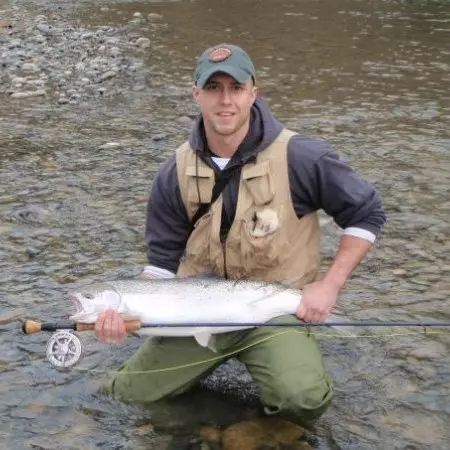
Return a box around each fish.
[68,277,303,348]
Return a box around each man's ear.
[192,85,200,103]
[252,85,259,102]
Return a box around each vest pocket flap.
[242,161,274,205]
[186,165,214,178]
[242,160,270,180]
[187,169,214,206]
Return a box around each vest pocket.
[184,212,212,265]
[242,160,275,205]
[186,165,214,207]
[240,206,289,270]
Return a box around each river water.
[1,0,449,449]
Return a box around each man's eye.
[83,293,94,299]
[205,84,219,91]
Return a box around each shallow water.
[1,0,450,449]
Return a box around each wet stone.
[98,70,117,82]
[21,62,37,72]
[392,269,407,277]
[135,37,150,48]
[218,418,309,450]
[152,133,168,141]
[10,89,46,98]
[408,341,447,361]
[0,11,150,104]
[36,23,56,36]
[0,308,26,325]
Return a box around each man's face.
[192,73,258,137]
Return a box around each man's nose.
[220,87,232,104]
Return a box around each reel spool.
[46,330,83,368]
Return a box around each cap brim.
[197,64,252,88]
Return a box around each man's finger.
[312,312,322,323]
[110,311,126,343]
[109,311,118,340]
[118,317,127,341]
[303,309,312,323]
[94,311,107,338]
[296,304,305,320]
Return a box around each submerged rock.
[200,418,311,450]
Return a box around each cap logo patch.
[209,47,232,63]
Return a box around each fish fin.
[206,335,218,353]
[194,329,213,348]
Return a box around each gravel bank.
[1,5,154,105]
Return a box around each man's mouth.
[68,293,83,313]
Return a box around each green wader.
[102,315,333,425]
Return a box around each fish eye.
[83,293,94,299]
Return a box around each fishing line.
[70,328,450,376]
[22,317,450,370]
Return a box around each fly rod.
[22,319,450,369]
[22,319,450,335]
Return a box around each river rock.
[0,308,26,325]
[148,13,163,20]
[135,37,150,48]
[217,418,309,450]
[0,9,151,104]
[10,89,46,98]
[98,70,117,82]
[36,23,56,36]
[152,133,168,141]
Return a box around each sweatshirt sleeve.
[144,155,191,273]
[287,135,387,237]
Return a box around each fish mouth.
[68,292,83,314]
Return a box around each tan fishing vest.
[175,128,321,289]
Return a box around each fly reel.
[46,330,83,368]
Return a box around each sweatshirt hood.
[188,97,284,165]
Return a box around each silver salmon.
[68,277,302,348]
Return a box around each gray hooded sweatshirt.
[145,97,386,274]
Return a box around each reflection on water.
[1,0,449,449]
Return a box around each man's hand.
[296,280,340,322]
[296,235,373,322]
[94,309,128,344]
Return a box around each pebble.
[152,133,168,141]
[1,9,152,105]
[147,13,163,20]
[178,115,194,126]
[392,269,407,277]
[22,62,37,72]
[12,76,27,84]
[99,142,121,149]
[10,90,46,98]
[135,37,150,48]
[36,23,56,36]
[0,308,26,325]
[98,70,117,82]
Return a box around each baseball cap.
[194,44,256,88]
